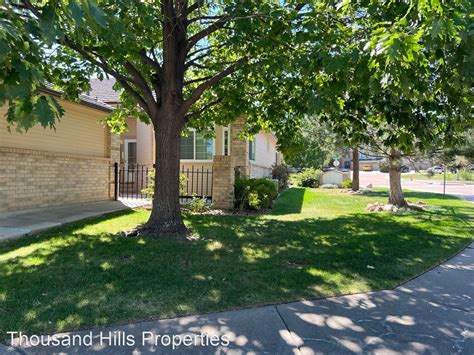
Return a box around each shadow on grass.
[0,201,471,338]
[361,189,463,201]
[272,187,306,215]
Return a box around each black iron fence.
[114,163,213,201]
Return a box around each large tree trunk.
[142,113,188,238]
[352,147,359,191]
[388,148,408,207]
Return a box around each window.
[180,130,214,160]
[124,139,137,165]
[222,127,230,156]
[195,133,213,160]
[249,139,256,161]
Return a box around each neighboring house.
[88,79,283,207]
[0,88,119,213]
[341,149,383,171]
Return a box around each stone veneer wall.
[212,155,235,209]
[108,133,121,198]
[0,147,114,213]
[230,117,250,178]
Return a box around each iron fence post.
[114,162,119,201]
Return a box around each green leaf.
[69,0,84,26]
[85,0,107,28]
[32,96,56,129]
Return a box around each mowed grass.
[0,188,472,337]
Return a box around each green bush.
[460,169,473,181]
[379,159,389,173]
[342,180,353,189]
[291,168,322,188]
[234,177,278,210]
[271,164,290,190]
[184,195,209,213]
[426,170,434,178]
[141,169,187,197]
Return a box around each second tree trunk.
[352,147,359,191]
[388,148,408,207]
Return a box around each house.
[88,79,283,208]
[0,87,120,213]
[341,149,383,171]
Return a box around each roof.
[42,83,114,112]
[88,78,121,103]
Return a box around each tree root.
[120,225,197,241]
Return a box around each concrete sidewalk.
[5,242,473,354]
[0,199,150,242]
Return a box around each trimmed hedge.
[291,168,323,188]
[234,177,278,210]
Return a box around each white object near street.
[322,170,350,187]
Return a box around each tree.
[283,116,342,169]
[1,0,317,237]
[302,0,473,206]
[352,147,359,191]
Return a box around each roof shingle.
[88,78,121,103]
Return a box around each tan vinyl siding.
[0,99,108,157]
[121,117,137,141]
[137,119,154,165]
[250,132,278,178]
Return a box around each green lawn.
[1,188,472,337]
[403,172,474,182]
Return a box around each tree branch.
[185,98,223,122]
[61,37,150,115]
[123,61,158,116]
[186,15,232,53]
[183,75,214,86]
[181,57,246,115]
[186,1,204,15]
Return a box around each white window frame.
[249,138,256,161]
[222,126,230,156]
[180,129,215,162]
[124,139,137,165]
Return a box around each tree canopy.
[1,0,472,232]
[0,0,314,135]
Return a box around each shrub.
[426,170,434,178]
[247,191,263,210]
[142,169,187,197]
[342,180,353,189]
[234,177,278,210]
[271,164,290,190]
[184,195,209,213]
[460,169,473,181]
[291,168,322,188]
[379,159,389,173]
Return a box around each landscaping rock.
[367,201,427,213]
[383,204,395,211]
[367,202,385,212]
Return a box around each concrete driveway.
[0,199,150,242]
[359,171,474,200]
[5,243,473,354]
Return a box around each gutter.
[39,87,114,113]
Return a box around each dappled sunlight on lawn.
[0,188,472,337]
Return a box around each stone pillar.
[108,131,121,199]
[212,155,235,209]
[231,116,250,178]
